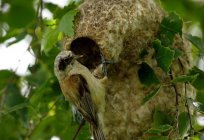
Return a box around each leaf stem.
[36,0,43,28]
[184,82,194,136]
[169,68,180,137]
[72,119,86,140]
[178,58,194,136]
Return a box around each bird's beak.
[73,54,83,60]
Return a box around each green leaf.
[190,136,200,140]
[0,29,27,46]
[153,109,173,127]
[7,31,27,46]
[158,12,183,47]
[0,70,18,90]
[173,48,183,59]
[178,112,190,138]
[44,19,57,27]
[196,90,204,104]
[0,114,26,139]
[146,136,168,140]
[171,74,199,83]
[3,0,35,28]
[188,66,204,91]
[0,70,14,79]
[53,1,81,19]
[41,27,60,54]
[138,62,160,87]
[184,34,204,52]
[44,3,58,13]
[2,103,29,115]
[146,124,172,134]
[153,40,175,73]
[4,84,25,108]
[160,0,204,23]
[29,116,56,140]
[58,9,78,37]
[162,12,183,35]
[142,87,161,105]
[191,45,202,62]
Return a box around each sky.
[0,35,34,75]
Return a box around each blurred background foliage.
[0,0,204,140]
[0,0,90,139]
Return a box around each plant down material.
[61,0,195,139]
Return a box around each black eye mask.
[58,56,73,71]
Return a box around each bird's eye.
[58,56,73,71]
[63,57,73,65]
[70,37,101,69]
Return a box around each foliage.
[0,0,204,140]
[142,87,161,105]
[152,39,175,73]
[157,12,183,47]
[138,7,204,140]
[0,0,90,140]
[138,62,160,87]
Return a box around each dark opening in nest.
[70,37,102,69]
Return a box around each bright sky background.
[0,36,34,75]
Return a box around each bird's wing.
[77,75,98,127]
[79,76,105,140]
[62,75,104,139]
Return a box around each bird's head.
[55,37,112,81]
[54,51,82,81]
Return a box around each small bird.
[54,51,106,140]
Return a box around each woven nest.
[63,0,194,139]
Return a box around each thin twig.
[36,0,40,25]
[72,119,86,140]
[184,82,194,136]
[36,0,43,28]
[178,58,194,136]
[169,68,180,137]
[0,87,7,115]
[39,0,43,28]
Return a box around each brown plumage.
[54,51,106,140]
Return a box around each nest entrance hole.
[70,37,102,69]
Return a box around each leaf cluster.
[138,11,204,139]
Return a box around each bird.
[54,50,106,140]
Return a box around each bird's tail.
[91,125,105,140]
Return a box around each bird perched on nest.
[54,50,106,140]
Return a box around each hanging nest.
[63,0,195,139]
